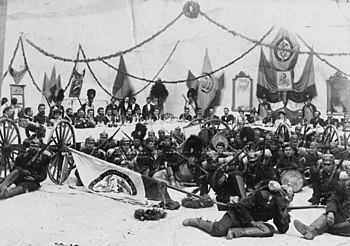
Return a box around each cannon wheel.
[321,125,340,147]
[187,118,206,127]
[47,120,76,185]
[0,119,22,178]
[201,119,231,133]
[275,123,291,143]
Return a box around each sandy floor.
[0,176,349,246]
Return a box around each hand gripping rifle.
[25,139,54,167]
[325,149,349,188]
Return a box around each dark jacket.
[233,190,290,233]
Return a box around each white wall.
[2,0,350,117]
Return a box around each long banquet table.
[18,121,190,143]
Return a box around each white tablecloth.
[19,121,189,143]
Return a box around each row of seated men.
[73,123,348,209]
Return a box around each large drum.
[280,169,304,192]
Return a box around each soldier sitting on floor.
[308,154,340,205]
[0,138,51,199]
[294,160,350,239]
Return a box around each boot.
[182,218,214,234]
[227,224,274,239]
[294,214,328,240]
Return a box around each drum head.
[280,169,303,193]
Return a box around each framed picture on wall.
[232,71,253,111]
[276,70,293,91]
[327,71,350,115]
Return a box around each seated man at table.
[0,138,50,199]
[325,111,339,127]
[310,111,325,128]
[179,107,192,122]
[94,107,109,125]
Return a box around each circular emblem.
[274,37,294,62]
[200,74,213,93]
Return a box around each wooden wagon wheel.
[321,125,340,147]
[0,119,22,179]
[275,123,291,143]
[202,119,231,134]
[47,120,76,185]
[187,118,206,127]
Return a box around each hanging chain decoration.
[80,40,180,99]
[19,37,43,94]
[297,34,350,77]
[25,12,183,63]
[2,37,21,79]
[199,10,350,57]
[101,41,180,85]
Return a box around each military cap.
[100,131,108,138]
[330,142,338,148]
[322,154,335,164]
[85,136,95,144]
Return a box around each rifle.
[96,127,120,149]
[168,184,327,211]
[325,149,349,188]
[287,205,326,211]
[162,127,184,144]
[121,130,133,141]
[25,139,54,167]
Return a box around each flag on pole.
[112,55,133,99]
[269,28,300,71]
[69,148,179,208]
[42,66,62,104]
[68,68,85,98]
[196,49,218,113]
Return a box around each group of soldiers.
[0,92,350,240]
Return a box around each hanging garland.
[199,10,350,57]
[19,38,43,94]
[297,34,350,77]
[99,26,274,85]
[25,12,183,63]
[2,37,21,79]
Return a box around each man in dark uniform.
[258,93,271,120]
[142,97,155,120]
[183,181,293,239]
[80,89,96,117]
[308,154,340,205]
[0,138,51,199]
[276,143,304,177]
[105,96,119,119]
[294,161,350,239]
[325,111,339,127]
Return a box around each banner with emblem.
[196,49,219,113]
[69,148,177,206]
[68,68,85,98]
[269,28,300,71]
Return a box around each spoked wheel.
[47,120,76,185]
[0,119,22,179]
[275,123,291,143]
[321,125,340,147]
[187,118,206,127]
[202,119,231,134]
